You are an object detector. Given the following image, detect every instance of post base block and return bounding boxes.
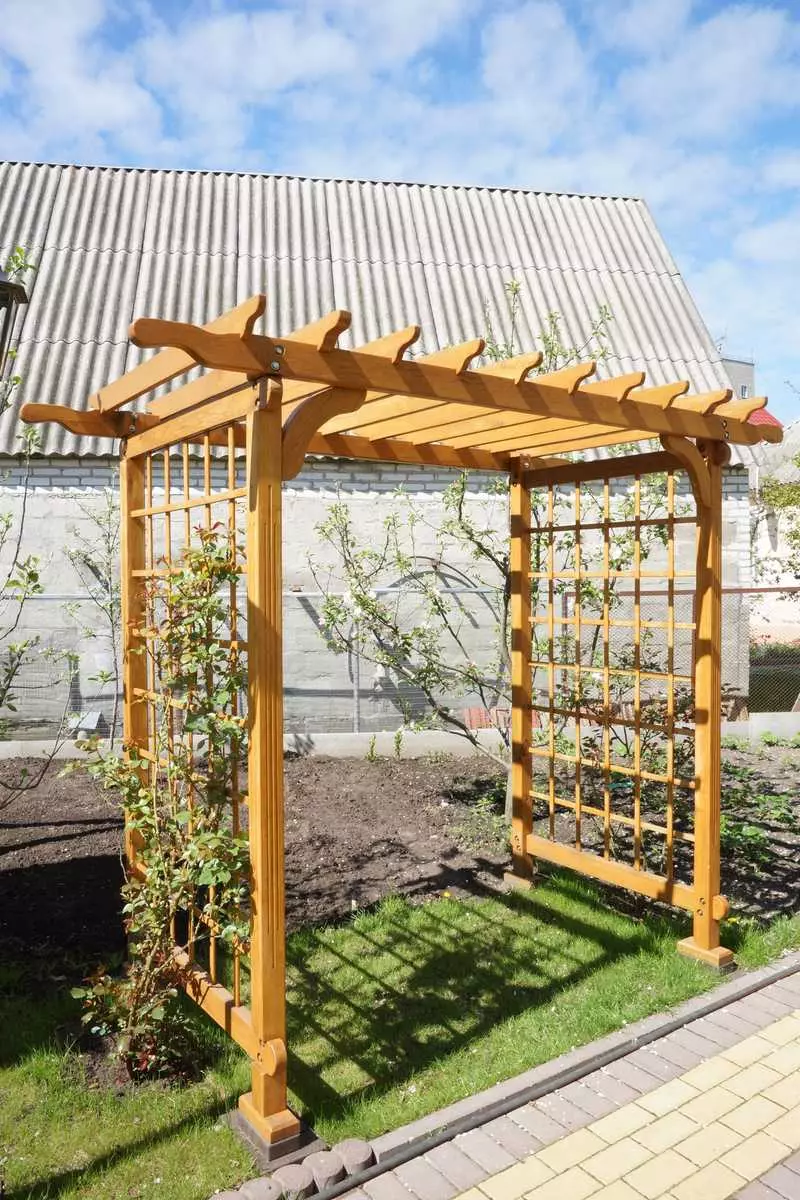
[677,936,736,972]
[238,1092,302,1148]
[503,870,535,892]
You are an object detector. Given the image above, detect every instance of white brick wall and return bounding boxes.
[0,455,756,734]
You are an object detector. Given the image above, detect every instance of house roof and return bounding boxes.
[0,159,761,459]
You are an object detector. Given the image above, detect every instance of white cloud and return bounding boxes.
[0,0,799,415]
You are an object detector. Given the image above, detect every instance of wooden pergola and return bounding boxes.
[23,294,782,1148]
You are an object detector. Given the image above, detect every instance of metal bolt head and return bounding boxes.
[275,344,285,355]
[270,361,281,371]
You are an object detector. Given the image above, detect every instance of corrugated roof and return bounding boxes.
[0,160,742,458]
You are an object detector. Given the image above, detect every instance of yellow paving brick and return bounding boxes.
[588,1183,643,1200]
[635,1111,700,1153]
[765,1070,800,1109]
[725,1062,783,1100]
[721,1034,776,1067]
[523,1165,600,1200]
[762,1042,800,1077]
[479,1158,553,1200]
[590,1104,655,1145]
[536,1128,606,1172]
[721,1094,786,1136]
[637,1079,699,1117]
[676,1120,741,1167]
[679,1086,741,1126]
[764,1102,800,1150]
[760,1014,800,1046]
[680,1056,740,1090]
[582,1137,652,1184]
[624,1148,695,1199]
[720,1131,791,1182]
[670,1161,747,1200]
[456,1191,486,1200]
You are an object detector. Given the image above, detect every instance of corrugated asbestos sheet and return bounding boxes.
[0,160,736,459]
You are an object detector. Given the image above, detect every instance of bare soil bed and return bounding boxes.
[0,755,504,963]
[1,742,798,967]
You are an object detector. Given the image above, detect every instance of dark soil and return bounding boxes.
[2,743,798,972]
[0,755,506,966]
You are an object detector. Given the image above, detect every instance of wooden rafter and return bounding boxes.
[125,312,777,447]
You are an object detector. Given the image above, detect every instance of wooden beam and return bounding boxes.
[125,316,771,445]
[581,371,645,400]
[677,442,734,969]
[21,402,160,440]
[527,834,697,912]
[126,386,259,458]
[523,449,682,489]
[469,424,656,456]
[93,294,266,413]
[304,432,523,472]
[239,380,300,1145]
[119,450,148,864]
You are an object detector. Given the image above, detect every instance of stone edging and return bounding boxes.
[217,950,800,1199]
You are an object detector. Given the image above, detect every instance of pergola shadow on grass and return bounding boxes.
[23,292,782,1150]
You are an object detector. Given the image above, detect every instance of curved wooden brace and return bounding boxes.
[660,434,712,507]
[282,387,366,480]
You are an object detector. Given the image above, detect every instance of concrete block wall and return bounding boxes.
[0,455,753,736]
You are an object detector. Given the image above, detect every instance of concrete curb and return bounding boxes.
[298,948,800,1200]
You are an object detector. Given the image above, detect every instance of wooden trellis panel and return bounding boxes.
[508,450,732,967]
[120,389,298,1143]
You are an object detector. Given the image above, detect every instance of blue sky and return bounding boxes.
[1,0,799,420]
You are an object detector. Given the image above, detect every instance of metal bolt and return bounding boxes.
[270,361,281,372]
[275,344,285,355]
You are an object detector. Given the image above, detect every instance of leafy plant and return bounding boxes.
[70,526,250,1077]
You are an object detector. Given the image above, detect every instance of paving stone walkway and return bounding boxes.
[344,971,800,1200]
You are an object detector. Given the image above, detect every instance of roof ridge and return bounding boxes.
[0,159,645,203]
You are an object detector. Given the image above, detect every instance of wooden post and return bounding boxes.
[504,458,535,888]
[238,381,301,1144]
[119,448,148,863]
[678,443,733,969]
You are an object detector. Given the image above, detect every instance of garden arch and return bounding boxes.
[23,294,781,1148]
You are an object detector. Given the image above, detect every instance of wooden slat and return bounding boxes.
[581,371,645,400]
[670,388,731,414]
[304,431,524,472]
[147,371,252,420]
[525,835,697,911]
[714,395,768,422]
[508,458,533,884]
[172,950,258,1058]
[126,386,258,458]
[93,294,266,412]
[472,425,656,456]
[627,380,690,407]
[524,450,681,489]
[477,352,543,383]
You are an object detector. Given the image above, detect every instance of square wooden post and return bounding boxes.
[504,458,535,889]
[238,382,301,1144]
[119,449,148,863]
[678,444,733,969]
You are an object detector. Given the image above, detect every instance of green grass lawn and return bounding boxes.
[3,873,800,1200]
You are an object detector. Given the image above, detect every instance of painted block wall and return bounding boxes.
[0,455,753,736]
